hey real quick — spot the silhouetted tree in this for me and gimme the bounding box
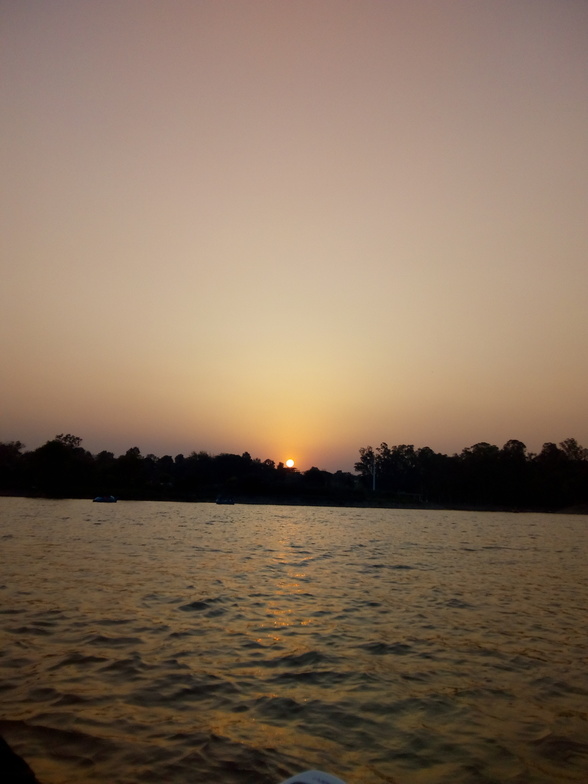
[303,466,330,487]
[458,442,501,505]
[498,440,531,507]
[559,437,588,461]
[355,443,420,496]
[354,445,376,487]
[415,446,454,504]
[94,450,117,497]
[114,447,147,497]
[55,433,83,449]
[27,435,93,497]
[531,439,588,509]
[0,441,26,492]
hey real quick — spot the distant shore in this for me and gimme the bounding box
[2,491,586,514]
[3,435,588,512]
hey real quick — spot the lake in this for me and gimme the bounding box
[0,498,587,784]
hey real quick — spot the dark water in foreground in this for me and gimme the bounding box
[0,499,587,784]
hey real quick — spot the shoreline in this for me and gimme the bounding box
[2,492,586,514]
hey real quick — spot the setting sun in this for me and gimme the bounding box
[285,459,295,468]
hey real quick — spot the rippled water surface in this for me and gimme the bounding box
[1,498,587,784]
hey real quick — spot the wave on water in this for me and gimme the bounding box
[1,499,588,784]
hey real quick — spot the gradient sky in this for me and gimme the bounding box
[2,1,588,472]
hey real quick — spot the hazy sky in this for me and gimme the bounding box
[2,1,588,471]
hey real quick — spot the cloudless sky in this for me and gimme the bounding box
[2,0,588,471]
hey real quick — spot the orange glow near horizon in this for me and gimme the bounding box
[2,2,588,472]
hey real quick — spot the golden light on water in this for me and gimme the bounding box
[2,499,588,782]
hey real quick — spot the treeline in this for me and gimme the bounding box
[355,438,588,510]
[0,434,358,504]
[0,434,587,510]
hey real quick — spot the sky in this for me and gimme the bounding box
[2,0,588,472]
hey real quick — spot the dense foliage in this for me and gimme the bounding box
[354,439,588,510]
[0,434,587,510]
